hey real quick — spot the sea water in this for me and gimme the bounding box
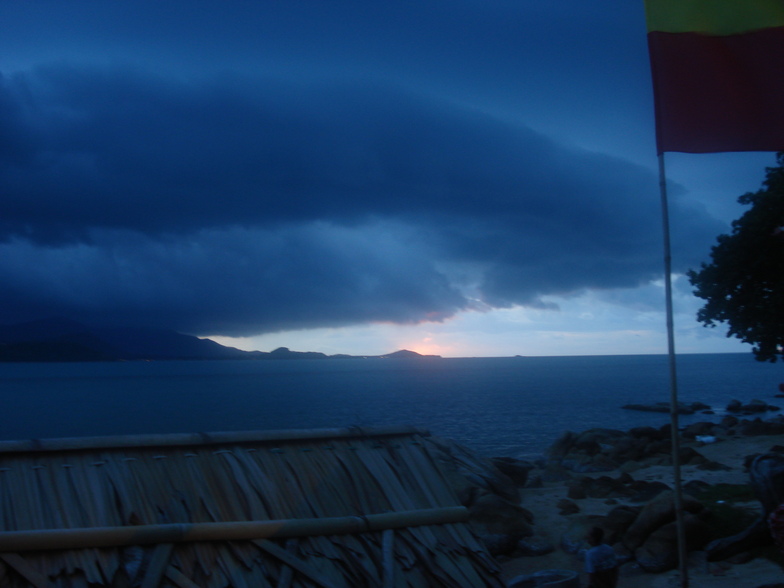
[0,353,782,458]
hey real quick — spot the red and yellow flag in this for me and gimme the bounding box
[644,0,784,153]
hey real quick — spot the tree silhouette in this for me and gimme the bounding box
[688,153,784,362]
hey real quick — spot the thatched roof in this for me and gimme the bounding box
[0,425,504,587]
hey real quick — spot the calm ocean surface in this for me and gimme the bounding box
[1,354,782,458]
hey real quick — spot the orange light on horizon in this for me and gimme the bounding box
[400,337,456,357]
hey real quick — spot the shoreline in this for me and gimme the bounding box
[495,427,784,587]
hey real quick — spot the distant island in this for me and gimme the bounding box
[0,318,442,362]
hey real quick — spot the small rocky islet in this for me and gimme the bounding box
[622,398,780,416]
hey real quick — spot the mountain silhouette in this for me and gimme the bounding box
[0,318,440,362]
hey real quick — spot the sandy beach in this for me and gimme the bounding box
[499,434,784,587]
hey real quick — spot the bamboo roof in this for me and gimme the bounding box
[0,425,503,587]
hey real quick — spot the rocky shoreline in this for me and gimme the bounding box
[427,398,784,588]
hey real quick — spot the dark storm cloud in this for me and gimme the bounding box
[0,224,465,335]
[0,64,724,335]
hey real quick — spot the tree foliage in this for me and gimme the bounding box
[688,153,784,362]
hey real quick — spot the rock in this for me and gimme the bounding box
[726,550,755,564]
[627,480,670,503]
[644,439,671,457]
[634,515,712,573]
[557,498,580,515]
[602,505,641,543]
[541,463,573,483]
[516,534,555,556]
[571,454,620,473]
[542,424,726,475]
[546,428,658,473]
[680,446,709,466]
[698,459,732,471]
[546,431,577,461]
[622,402,702,415]
[721,415,739,428]
[682,421,717,439]
[634,521,678,573]
[491,457,535,487]
[477,532,518,556]
[629,426,665,440]
[566,478,587,500]
[683,480,711,497]
[589,475,630,499]
[470,493,533,529]
[707,561,732,576]
[737,417,784,436]
[526,474,543,488]
[622,491,703,551]
[747,399,776,412]
[727,399,780,416]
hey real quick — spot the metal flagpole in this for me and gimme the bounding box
[657,152,689,588]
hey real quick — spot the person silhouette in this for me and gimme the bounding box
[584,527,618,588]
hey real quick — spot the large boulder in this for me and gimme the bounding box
[544,427,698,473]
[567,474,634,500]
[622,491,705,551]
[516,534,555,556]
[557,498,580,515]
[628,426,666,441]
[727,399,780,415]
[682,421,720,439]
[736,417,784,437]
[468,493,534,555]
[626,480,671,503]
[634,514,711,573]
[622,402,708,415]
[490,457,535,487]
[602,505,642,544]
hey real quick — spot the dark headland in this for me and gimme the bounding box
[0,318,441,362]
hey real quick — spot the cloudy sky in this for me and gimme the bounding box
[0,1,776,357]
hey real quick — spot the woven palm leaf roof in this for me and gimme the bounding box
[0,425,503,587]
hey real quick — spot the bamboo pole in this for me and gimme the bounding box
[0,426,430,455]
[658,153,689,588]
[0,507,468,552]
